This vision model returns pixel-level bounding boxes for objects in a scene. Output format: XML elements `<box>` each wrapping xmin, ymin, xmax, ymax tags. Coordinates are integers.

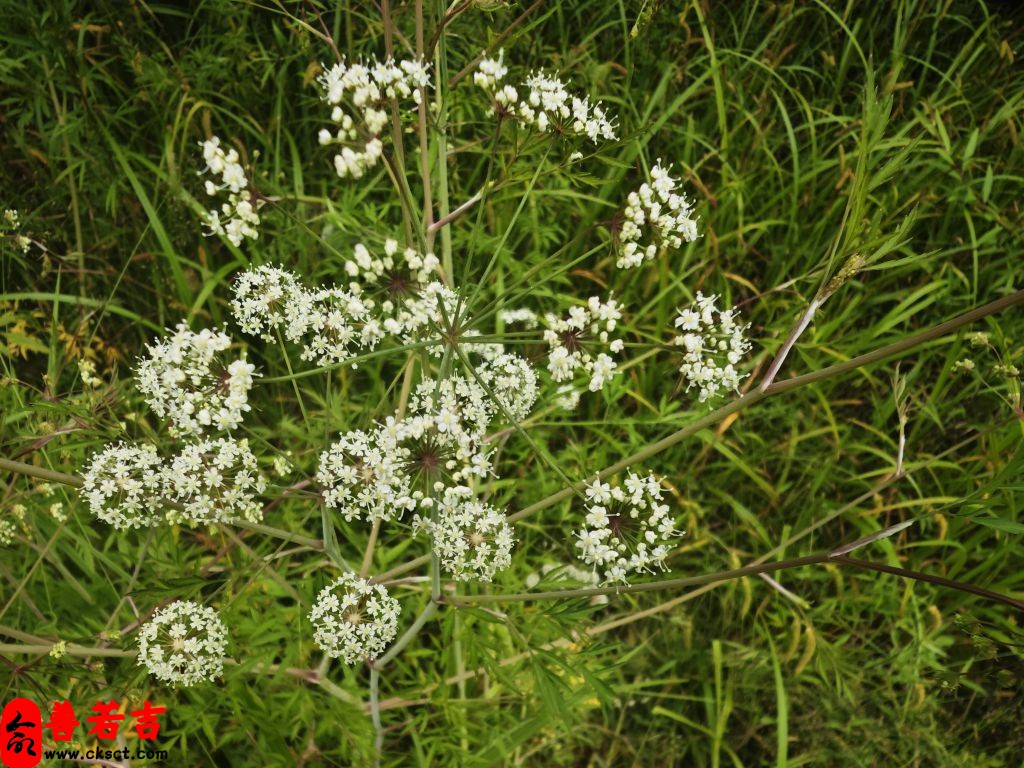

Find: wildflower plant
<box><xmin>4</xmin><ymin>4</ymin><xmax>1024</xmax><ymax>766</ymax></box>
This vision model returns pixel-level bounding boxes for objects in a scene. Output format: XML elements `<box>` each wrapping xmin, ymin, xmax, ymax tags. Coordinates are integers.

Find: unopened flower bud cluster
<box><xmin>2</xmin><ymin>208</ymin><xmax>31</xmax><ymax>252</ymax></box>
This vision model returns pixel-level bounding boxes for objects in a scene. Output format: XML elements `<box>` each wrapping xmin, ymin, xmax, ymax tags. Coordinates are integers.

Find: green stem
<box><xmin>446</xmin><ymin>554</ymin><xmax>830</xmax><ymax>603</ymax></box>
<box><xmin>0</xmin><ymin>643</ymin><xmax>135</xmax><ymax>658</ymax></box>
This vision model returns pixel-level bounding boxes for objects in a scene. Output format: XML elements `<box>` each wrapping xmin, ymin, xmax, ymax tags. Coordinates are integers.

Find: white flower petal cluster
<box><xmin>318</xmin><ymin>56</ymin><xmax>430</xmax><ymax>178</ymax></box>
<box><xmin>310</xmin><ymin>573</ymin><xmax>400</xmax><ymax>664</ymax></box>
<box><xmin>199</xmin><ymin>136</ymin><xmax>261</xmax><ymax>246</ymax></box>
<box><xmin>413</xmin><ymin>485</ymin><xmax>514</xmax><ymax>582</ymax></box>
<box><xmin>544</xmin><ymin>295</ymin><xmax>624</xmax><ymax>392</ymax></box>
<box><xmin>574</xmin><ymin>472</ymin><xmax>681</xmax><ymax>585</ymax></box>
<box><xmin>498</xmin><ymin>307</ymin><xmax>538</xmax><ymax>329</ymax></box>
<box><xmin>164</xmin><ymin>437</ymin><xmax>267</xmax><ymax>525</ymax></box>
<box><xmin>230</xmin><ymin>260</ymin><xmax>455</xmax><ymax>366</ymax></box>
<box><xmin>2</xmin><ymin>208</ymin><xmax>31</xmax><ymax>252</ymax></box>
<box><xmin>386</xmin><ymin>411</ymin><xmax>492</xmax><ymax>484</ymax></box>
<box><xmin>137</xmin><ymin>600</ymin><xmax>227</xmax><ymax>686</ymax></box>
<box><xmin>341</xmin><ymin>239</ymin><xmax>449</xmax><ymax>340</ymax></box>
<box><xmin>475</xmin><ymin>50</ymin><xmax>616</xmax><ymax>143</ymax></box>
<box><xmin>673</xmin><ymin>292</ymin><xmax>752</xmax><ymax>402</ymax></box>
<box><xmin>411</xmin><ymin>352</ymin><xmax>538</xmax><ymax>434</ymax></box>
<box><xmin>293</xmin><ymin>286</ymin><xmax>381</xmax><ymax>367</ymax></box>
<box><xmin>230</xmin><ymin>265</ymin><xmax>304</xmax><ymax>342</ymax></box>
<box><xmin>618</xmin><ymin>162</ymin><xmax>699</xmax><ymax>268</ymax></box>
<box><xmin>317</xmin><ymin>429</ymin><xmax>418</xmax><ymax>522</ymax></box>
<box><xmin>81</xmin><ymin>443</ymin><xmax>164</xmax><ymax>529</ymax></box>
<box><xmin>136</xmin><ymin>323</ymin><xmax>256</xmax><ymax>436</ymax></box>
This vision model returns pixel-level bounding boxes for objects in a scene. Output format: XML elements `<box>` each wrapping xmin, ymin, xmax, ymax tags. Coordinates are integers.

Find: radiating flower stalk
<box><xmin>3</xmin><ymin>8</ymin><xmax>1024</xmax><ymax>765</ymax></box>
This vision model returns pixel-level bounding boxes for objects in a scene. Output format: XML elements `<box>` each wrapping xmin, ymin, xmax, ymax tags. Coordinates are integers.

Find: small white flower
<box><xmin>164</xmin><ymin>438</ymin><xmax>267</xmax><ymax>525</ymax></box>
<box><xmin>673</xmin><ymin>292</ymin><xmax>752</xmax><ymax>402</ymax></box>
<box><xmin>0</xmin><ymin>519</ymin><xmax>17</xmax><ymax>546</ymax></box>
<box><xmin>318</xmin><ymin>57</ymin><xmax>430</xmax><ymax>179</ymax></box>
<box><xmin>475</xmin><ymin>51</ymin><xmax>617</xmax><ymax>144</ymax></box>
<box><xmin>198</xmin><ymin>136</ymin><xmax>261</xmax><ymax>246</ymax></box>
<box><xmin>310</xmin><ymin>573</ymin><xmax>400</xmax><ymax>664</ymax></box>
<box><xmin>618</xmin><ymin>162</ymin><xmax>699</xmax><ymax>268</ymax></box>
<box><xmin>543</xmin><ymin>295</ymin><xmax>624</xmax><ymax>393</ymax></box>
<box><xmin>411</xmin><ymin>352</ymin><xmax>538</xmax><ymax>435</ymax></box>
<box><xmin>138</xmin><ymin>600</ymin><xmax>228</xmax><ymax>686</ymax></box>
<box><xmin>317</xmin><ymin>430</ymin><xmax>417</xmax><ymax>522</ymax></box>
<box><xmin>230</xmin><ymin>265</ymin><xmax>305</xmax><ymax>342</ymax></box>
<box><xmin>413</xmin><ymin>485</ymin><xmax>514</xmax><ymax>582</ymax></box>
<box><xmin>574</xmin><ymin>472</ymin><xmax>682</xmax><ymax>585</ymax></box>
<box><xmin>81</xmin><ymin>442</ymin><xmax>165</xmax><ymax>529</ymax></box>
<box><xmin>136</xmin><ymin>323</ymin><xmax>257</xmax><ymax>436</ymax></box>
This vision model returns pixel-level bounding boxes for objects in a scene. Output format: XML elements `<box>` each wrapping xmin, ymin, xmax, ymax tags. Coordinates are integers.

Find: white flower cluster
<box><xmin>475</xmin><ymin>50</ymin><xmax>617</xmax><ymax>143</ymax></box>
<box><xmin>230</xmin><ymin>265</ymin><xmax>304</xmax><ymax>342</ymax></box>
<box><xmin>498</xmin><ymin>307</ymin><xmax>539</xmax><ymax>329</ymax></box>
<box><xmin>341</xmin><ymin>239</ymin><xmax>455</xmax><ymax>341</ymax></box>
<box><xmin>574</xmin><ymin>473</ymin><xmax>681</xmax><ymax>585</ymax></box>
<box><xmin>199</xmin><ymin>136</ymin><xmax>261</xmax><ymax>246</ymax></box>
<box><xmin>136</xmin><ymin>322</ymin><xmax>256</xmax><ymax>436</ymax></box>
<box><xmin>80</xmin><ymin>443</ymin><xmax>164</xmax><ymax>529</ymax></box>
<box><xmin>317</xmin><ymin>429</ymin><xmax>418</xmax><ymax>523</ymax></box>
<box><xmin>673</xmin><ymin>292</ymin><xmax>751</xmax><ymax>402</ymax></box>
<box><xmin>310</xmin><ymin>573</ymin><xmax>400</xmax><ymax>664</ymax></box>
<box><xmin>318</xmin><ymin>56</ymin><xmax>430</xmax><ymax>178</ymax></box>
<box><xmin>410</xmin><ymin>352</ymin><xmax>538</xmax><ymax>434</ymax></box>
<box><xmin>618</xmin><ymin>162</ymin><xmax>698</xmax><ymax>268</ymax></box>
<box><xmin>544</xmin><ymin>296</ymin><xmax>624</xmax><ymax>392</ymax></box>
<box><xmin>413</xmin><ymin>485</ymin><xmax>514</xmax><ymax>582</ymax></box>
<box><xmin>137</xmin><ymin>600</ymin><xmax>228</xmax><ymax>686</ymax></box>
<box><xmin>164</xmin><ymin>437</ymin><xmax>267</xmax><ymax>525</ymax></box>
<box><xmin>230</xmin><ymin>258</ymin><xmax>454</xmax><ymax>367</ymax></box>
<box><xmin>2</xmin><ymin>208</ymin><xmax>31</xmax><ymax>252</ymax></box>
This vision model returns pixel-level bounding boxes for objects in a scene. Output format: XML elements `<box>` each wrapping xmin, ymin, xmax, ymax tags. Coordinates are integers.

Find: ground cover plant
<box><xmin>1</xmin><ymin>1</ymin><xmax>1023</xmax><ymax>765</ymax></box>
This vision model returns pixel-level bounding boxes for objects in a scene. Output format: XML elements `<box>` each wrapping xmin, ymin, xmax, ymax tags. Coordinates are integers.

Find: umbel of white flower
<box><xmin>229</xmin><ymin>260</ymin><xmax>457</xmax><ymax>368</ymax></box>
<box><xmin>317</xmin><ymin>428</ymin><xmax>419</xmax><ymax>523</ymax></box>
<box><xmin>474</xmin><ymin>50</ymin><xmax>617</xmax><ymax>144</ymax></box>
<box><xmin>163</xmin><ymin>437</ymin><xmax>267</xmax><ymax>525</ymax></box>
<box><xmin>317</xmin><ymin>56</ymin><xmax>430</xmax><ymax>179</ymax></box>
<box><xmin>198</xmin><ymin>136</ymin><xmax>261</xmax><ymax>247</ymax></box>
<box><xmin>673</xmin><ymin>292</ymin><xmax>752</xmax><ymax>402</ymax></box>
<box><xmin>310</xmin><ymin>573</ymin><xmax>400</xmax><ymax>664</ymax></box>
<box><xmin>137</xmin><ymin>600</ymin><xmax>228</xmax><ymax>686</ymax></box>
<box><xmin>81</xmin><ymin>443</ymin><xmax>164</xmax><ymax>529</ymax></box>
<box><xmin>413</xmin><ymin>485</ymin><xmax>514</xmax><ymax>582</ymax></box>
<box><xmin>544</xmin><ymin>295</ymin><xmax>624</xmax><ymax>392</ymax></box>
<box><xmin>618</xmin><ymin>162</ymin><xmax>699</xmax><ymax>269</ymax></box>
<box><xmin>410</xmin><ymin>351</ymin><xmax>539</xmax><ymax>435</ymax></box>
<box><xmin>135</xmin><ymin>322</ymin><xmax>257</xmax><ymax>436</ymax></box>
<box><xmin>574</xmin><ymin>472</ymin><xmax>682</xmax><ymax>585</ymax></box>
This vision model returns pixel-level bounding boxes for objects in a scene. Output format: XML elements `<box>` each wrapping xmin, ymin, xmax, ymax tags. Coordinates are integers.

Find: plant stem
<box><xmin>831</xmin><ymin>555</ymin><xmax>1024</xmax><ymax>611</ymax></box>
<box><xmin>0</xmin><ymin>643</ymin><xmax>135</xmax><ymax>657</ymax></box>
<box><xmin>445</xmin><ymin>554</ymin><xmax>831</xmax><ymax>603</ymax></box>
<box><xmin>0</xmin><ymin>457</ymin><xmax>83</xmax><ymax>487</ymax></box>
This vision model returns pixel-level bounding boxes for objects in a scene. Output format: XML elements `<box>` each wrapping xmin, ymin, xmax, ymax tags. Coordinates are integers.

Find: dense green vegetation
<box><xmin>1</xmin><ymin>1</ymin><xmax>1023</xmax><ymax>765</ymax></box>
